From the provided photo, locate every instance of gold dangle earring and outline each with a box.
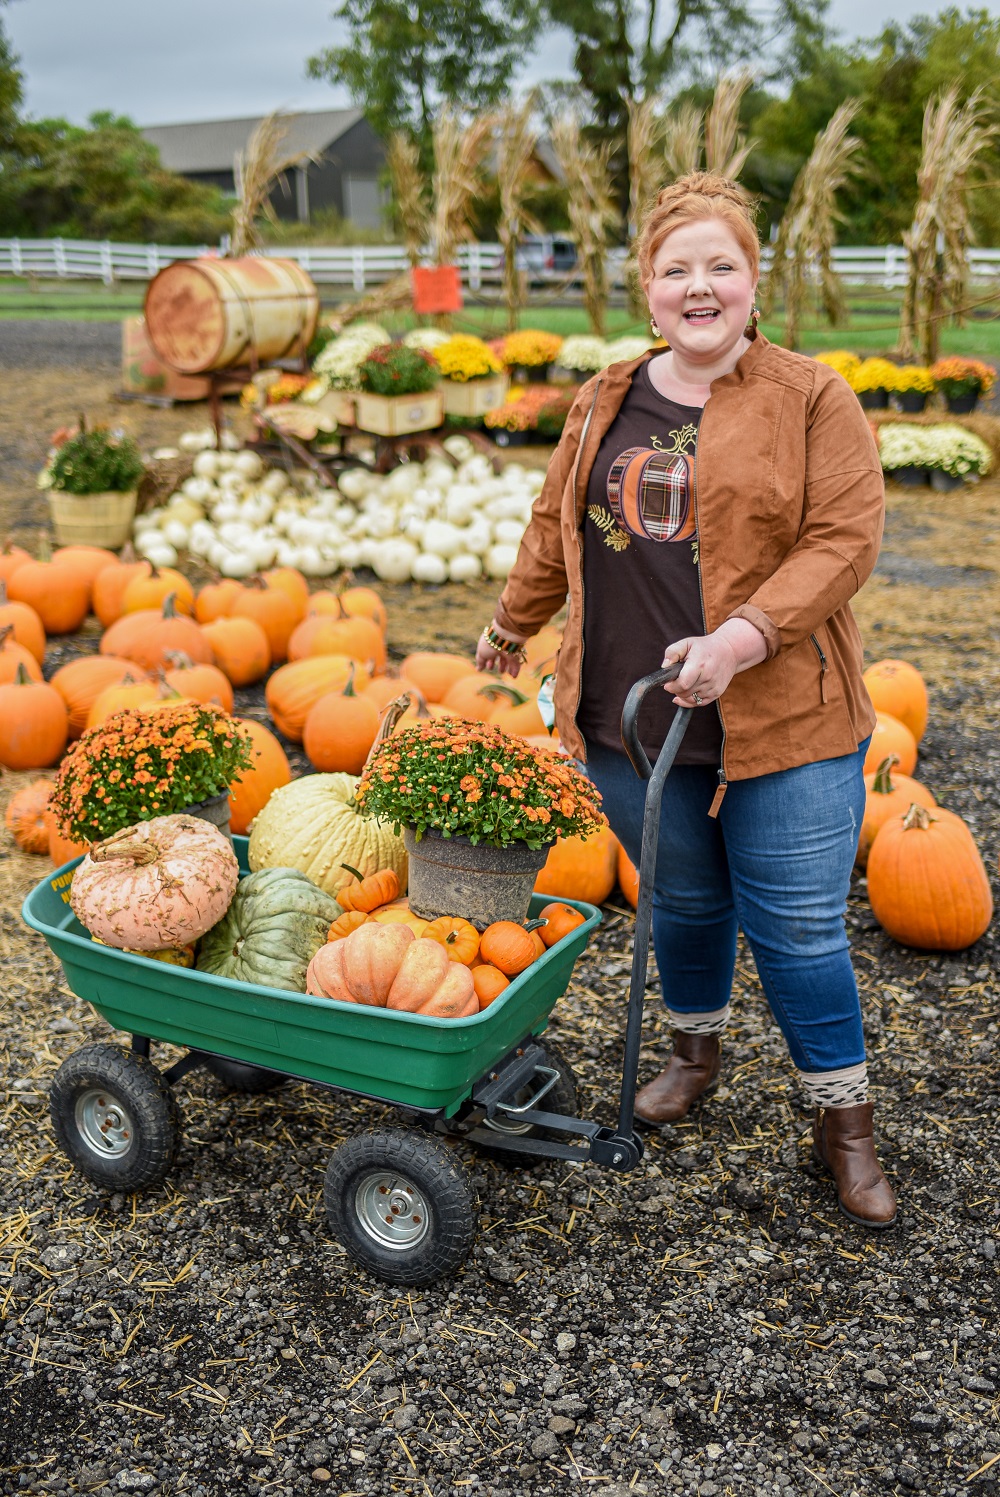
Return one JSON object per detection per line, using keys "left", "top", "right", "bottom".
{"left": 650, "top": 318, "right": 661, "bottom": 338}
{"left": 746, "top": 304, "right": 760, "bottom": 335}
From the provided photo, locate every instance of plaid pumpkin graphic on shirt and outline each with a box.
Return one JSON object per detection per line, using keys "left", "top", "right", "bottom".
{"left": 604, "top": 445, "right": 697, "bottom": 544}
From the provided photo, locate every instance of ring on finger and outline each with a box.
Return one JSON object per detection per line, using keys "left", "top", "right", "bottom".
{"left": 693, "top": 691, "right": 703, "bottom": 705}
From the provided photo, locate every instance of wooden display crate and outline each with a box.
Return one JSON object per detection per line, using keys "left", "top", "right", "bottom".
{"left": 440, "top": 375, "right": 509, "bottom": 419}
{"left": 354, "top": 390, "right": 444, "bottom": 437}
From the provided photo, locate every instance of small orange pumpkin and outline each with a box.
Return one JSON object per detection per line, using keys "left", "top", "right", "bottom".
{"left": 227, "top": 718, "right": 291, "bottom": 836}
{"left": 400, "top": 651, "right": 477, "bottom": 703}
{"left": 92, "top": 557, "right": 153, "bottom": 628}
{"left": 231, "top": 580, "right": 300, "bottom": 664}
{"left": 361, "top": 674, "right": 421, "bottom": 711}
{"left": 0, "top": 580, "right": 46, "bottom": 664}
{"left": 368, "top": 899, "right": 429, "bottom": 937}
{"left": 0, "top": 624, "right": 43, "bottom": 685}
{"left": 303, "top": 669, "right": 380, "bottom": 774}
{"left": 863, "top": 712, "right": 918, "bottom": 777}
{"left": 289, "top": 612, "right": 387, "bottom": 672}
{"left": 5, "top": 778, "right": 55, "bottom": 854}
{"left": 479, "top": 921, "right": 537, "bottom": 977}
{"left": 337, "top": 583, "right": 388, "bottom": 635}
{"left": 128, "top": 596, "right": 214, "bottom": 673}
{"left": 538, "top": 901, "right": 586, "bottom": 947}
{"left": 98, "top": 606, "right": 160, "bottom": 660}
{"left": 162, "top": 653, "right": 235, "bottom": 713}
{"left": 266, "top": 655, "right": 371, "bottom": 742}
{"left": 0, "top": 543, "right": 31, "bottom": 585}
{"left": 261, "top": 566, "right": 310, "bottom": 617}
{"left": 327, "top": 910, "right": 371, "bottom": 942}
{"left": 442, "top": 674, "right": 505, "bottom": 721}
{"left": 337, "top": 865, "right": 401, "bottom": 913}
{"left": 534, "top": 822, "right": 619, "bottom": 905}
{"left": 195, "top": 578, "right": 244, "bottom": 624}
{"left": 423, "top": 916, "right": 481, "bottom": 965}
{"left": 863, "top": 659, "right": 929, "bottom": 743}
{"left": 52, "top": 545, "right": 119, "bottom": 598}
{"left": 202, "top": 615, "right": 271, "bottom": 687}
{"left": 867, "top": 802, "right": 993, "bottom": 951}
{"left": 121, "top": 564, "right": 195, "bottom": 617}
{"left": 8, "top": 548, "right": 90, "bottom": 634}
{"left": 856, "top": 755, "right": 936, "bottom": 871}
{"left": 0, "top": 665, "right": 69, "bottom": 769}
{"left": 472, "top": 964, "right": 510, "bottom": 1009}
{"left": 44, "top": 806, "right": 89, "bottom": 865}
{"left": 50, "top": 655, "right": 141, "bottom": 739}
{"left": 85, "top": 672, "right": 158, "bottom": 728}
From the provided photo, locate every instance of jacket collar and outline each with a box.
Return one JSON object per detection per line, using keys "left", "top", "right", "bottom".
{"left": 602, "top": 329, "right": 769, "bottom": 396}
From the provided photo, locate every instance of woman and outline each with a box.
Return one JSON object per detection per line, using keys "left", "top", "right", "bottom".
{"left": 476, "top": 171, "right": 896, "bottom": 1229}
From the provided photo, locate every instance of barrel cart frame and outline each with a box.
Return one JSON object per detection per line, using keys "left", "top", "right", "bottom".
{"left": 24, "top": 671, "right": 688, "bottom": 1285}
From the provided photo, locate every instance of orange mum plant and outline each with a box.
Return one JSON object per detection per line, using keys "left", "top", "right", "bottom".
{"left": 356, "top": 718, "right": 604, "bottom": 850}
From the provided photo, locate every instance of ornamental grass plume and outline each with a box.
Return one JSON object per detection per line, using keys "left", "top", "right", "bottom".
{"left": 357, "top": 718, "right": 605, "bottom": 849}
{"left": 762, "top": 101, "right": 863, "bottom": 351}
{"left": 50, "top": 703, "right": 254, "bottom": 845}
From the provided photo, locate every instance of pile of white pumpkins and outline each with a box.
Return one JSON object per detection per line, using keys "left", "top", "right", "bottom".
{"left": 133, "top": 430, "right": 544, "bottom": 585}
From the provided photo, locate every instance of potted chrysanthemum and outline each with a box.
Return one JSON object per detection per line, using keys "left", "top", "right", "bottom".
{"left": 354, "top": 343, "right": 444, "bottom": 437}
{"left": 433, "top": 335, "right": 509, "bottom": 419}
{"left": 356, "top": 717, "right": 605, "bottom": 928}
{"left": 39, "top": 423, "right": 145, "bottom": 548}
{"left": 930, "top": 357, "right": 996, "bottom": 414}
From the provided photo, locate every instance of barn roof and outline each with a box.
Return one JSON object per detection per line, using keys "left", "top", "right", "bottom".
{"left": 141, "top": 109, "right": 365, "bottom": 174}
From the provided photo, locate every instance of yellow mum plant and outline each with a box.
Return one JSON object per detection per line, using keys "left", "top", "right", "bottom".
{"left": 433, "top": 335, "right": 504, "bottom": 382}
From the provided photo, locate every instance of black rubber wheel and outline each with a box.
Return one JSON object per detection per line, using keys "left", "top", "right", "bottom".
{"left": 324, "top": 1128, "right": 479, "bottom": 1286}
{"left": 49, "top": 1043, "right": 180, "bottom": 1192}
{"left": 198, "top": 1053, "right": 286, "bottom": 1094}
{"left": 474, "top": 1037, "right": 581, "bottom": 1164}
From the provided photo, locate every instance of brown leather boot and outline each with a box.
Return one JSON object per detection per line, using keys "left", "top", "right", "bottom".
{"left": 633, "top": 1031, "right": 722, "bottom": 1126}
{"left": 812, "top": 1102, "right": 897, "bottom": 1229}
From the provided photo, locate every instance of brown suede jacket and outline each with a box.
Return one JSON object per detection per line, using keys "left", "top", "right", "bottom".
{"left": 494, "top": 333, "right": 884, "bottom": 780}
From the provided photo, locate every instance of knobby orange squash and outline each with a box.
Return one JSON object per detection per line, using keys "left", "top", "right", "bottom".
{"left": 866, "top": 802, "right": 993, "bottom": 951}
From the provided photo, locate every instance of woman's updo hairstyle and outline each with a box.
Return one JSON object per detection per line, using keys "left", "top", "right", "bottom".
{"left": 636, "top": 171, "right": 761, "bottom": 289}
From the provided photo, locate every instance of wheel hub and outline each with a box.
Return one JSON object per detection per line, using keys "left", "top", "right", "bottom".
{"left": 75, "top": 1088, "right": 135, "bottom": 1158}
{"left": 354, "top": 1171, "right": 430, "bottom": 1251}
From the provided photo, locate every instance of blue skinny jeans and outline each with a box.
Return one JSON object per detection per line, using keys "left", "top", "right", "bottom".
{"left": 585, "top": 737, "right": 871, "bottom": 1074}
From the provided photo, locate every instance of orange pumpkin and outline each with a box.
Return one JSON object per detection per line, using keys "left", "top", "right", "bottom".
{"left": 0, "top": 581, "right": 46, "bottom": 663}
{"left": 326, "top": 910, "right": 371, "bottom": 942}
{"left": 98, "top": 606, "right": 160, "bottom": 660}
{"left": 867, "top": 802, "right": 993, "bottom": 951}
{"left": 128, "top": 596, "right": 214, "bottom": 673}
{"left": 863, "top": 659, "right": 929, "bottom": 743}
{"left": 121, "top": 565, "right": 195, "bottom": 617}
{"left": 163, "top": 653, "right": 235, "bottom": 713}
{"left": 337, "top": 583, "right": 388, "bottom": 635}
{"left": 479, "top": 921, "right": 537, "bottom": 976}
{"left": 534, "top": 822, "right": 619, "bottom": 905}
{"left": 337, "top": 866, "right": 401, "bottom": 912}
{"left": 0, "top": 624, "right": 43, "bottom": 685}
{"left": 361, "top": 674, "right": 421, "bottom": 711}
{"left": 227, "top": 717, "right": 291, "bottom": 835}
{"left": 8, "top": 552, "right": 90, "bottom": 635}
{"left": 261, "top": 567, "right": 310, "bottom": 617}
{"left": 303, "top": 672, "right": 380, "bottom": 774}
{"left": 52, "top": 545, "right": 118, "bottom": 598}
{"left": 266, "top": 655, "right": 371, "bottom": 742}
{"left": 5, "top": 778, "right": 55, "bottom": 854}
{"left": 856, "top": 754, "right": 937, "bottom": 871}
{"left": 524, "top": 625, "right": 562, "bottom": 669}
{"left": 195, "top": 578, "right": 244, "bottom": 624}
{"left": 231, "top": 582, "right": 300, "bottom": 664}
{"left": 369, "top": 899, "right": 429, "bottom": 937}
{"left": 488, "top": 688, "right": 547, "bottom": 739}
{"left": 202, "top": 615, "right": 271, "bottom": 687}
{"left": 423, "top": 916, "right": 481, "bottom": 965}
{"left": 617, "top": 844, "right": 639, "bottom": 909}
{"left": 340, "top": 922, "right": 413, "bottom": 1005}
{"left": 44, "top": 806, "right": 89, "bottom": 865}
{"left": 538, "top": 901, "right": 586, "bottom": 947}
{"left": 863, "top": 712, "right": 918, "bottom": 777}
{"left": 92, "top": 557, "right": 153, "bottom": 628}
{"left": 0, "top": 543, "right": 31, "bottom": 585}
{"left": 50, "top": 655, "right": 141, "bottom": 739}
{"left": 442, "top": 674, "right": 505, "bottom": 721}
{"left": 288, "top": 612, "right": 387, "bottom": 672}
{"left": 0, "top": 665, "right": 68, "bottom": 769}
{"left": 472, "top": 964, "right": 510, "bottom": 1009}
{"left": 401, "top": 651, "right": 477, "bottom": 703}
{"left": 390, "top": 692, "right": 455, "bottom": 733}
{"left": 385, "top": 938, "right": 478, "bottom": 1017}
{"left": 86, "top": 672, "right": 159, "bottom": 728}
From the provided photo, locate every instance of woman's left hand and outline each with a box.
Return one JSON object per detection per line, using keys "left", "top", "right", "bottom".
{"left": 663, "top": 619, "right": 768, "bottom": 706}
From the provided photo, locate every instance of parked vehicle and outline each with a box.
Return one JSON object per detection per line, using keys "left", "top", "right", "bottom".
{"left": 515, "top": 235, "right": 578, "bottom": 280}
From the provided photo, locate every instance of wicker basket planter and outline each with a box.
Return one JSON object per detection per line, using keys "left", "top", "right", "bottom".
{"left": 48, "top": 489, "right": 137, "bottom": 548}
{"left": 354, "top": 390, "right": 444, "bottom": 437}
{"left": 440, "top": 375, "right": 509, "bottom": 419}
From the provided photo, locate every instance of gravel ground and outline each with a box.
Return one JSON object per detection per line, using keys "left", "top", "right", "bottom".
{"left": 1, "top": 323, "right": 999, "bottom": 1496}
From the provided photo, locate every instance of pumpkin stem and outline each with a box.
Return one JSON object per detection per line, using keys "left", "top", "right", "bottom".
{"left": 340, "top": 863, "right": 365, "bottom": 882}
{"left": 14, "top": 661, "right": 32, "bottom": 685}
{"left": 342, "top": 661, "right": 357, "bottom": 697}
{"left": 0, "top": 624, "right": 13, "bottom": 649}
{"left": 89, "top": 833, "right": 159, "bottom": 867}
{"left": 164, "top": 651, "right": 194, "bottom": 669}
{"left": 871, "top": 754, "right": 900, "bottom": 795}
{"left": 119, "top": 540, "right": 137, "bottom": 564}
{"left": 524, "top": 918, "right": 547, "bottom": 932}
{"left": 902, "top": 802, "right": 936, "bottom": 831}
{"left": 480, "top": 683, "right": 529, "bottom": 706}
{"left": 162, "top": 592, "right": 179, "bottom": 619}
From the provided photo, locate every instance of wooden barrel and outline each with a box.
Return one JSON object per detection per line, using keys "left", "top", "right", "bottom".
{"left": 144, "top": 256, "right": 319, "bottom": 374}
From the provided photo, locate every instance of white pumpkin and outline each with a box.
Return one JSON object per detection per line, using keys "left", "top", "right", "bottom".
{"left": 412, "top": 552, "right": 449, "bottom": 584}
{"left": 248, "top": 774, "right": 407, "bottom": 897}
{"left": 371, "top": 538, "right": 418, "bottom": 582}
{"left": 485, "top": 543, "right": 518, "bottom": 579}
{"left": 448, "top": 553, "right": 483, "bottom": 583}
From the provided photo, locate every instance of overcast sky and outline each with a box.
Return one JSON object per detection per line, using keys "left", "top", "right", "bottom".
{"left": 6, "top": 0, "right": 997, "bottom": 127}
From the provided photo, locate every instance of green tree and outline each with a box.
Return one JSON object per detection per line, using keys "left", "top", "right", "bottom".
{"left": 2, "top": 113, "right": 230, "bottom": 242}
{"left": 306, "top": 0, "right": 542, "bottom": 158}
{"left": 0, "top": 1, "right": 22, "bottom": 147}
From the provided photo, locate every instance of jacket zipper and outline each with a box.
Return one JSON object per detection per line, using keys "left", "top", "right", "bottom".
{"left": 569, "top": 379, "right": 603, "bottom": 750}
{"left": 810, "top": 632, "right": 829, "bottom": 703}
{"left": 692, "top": 406, "right": 728, "bottom": 817}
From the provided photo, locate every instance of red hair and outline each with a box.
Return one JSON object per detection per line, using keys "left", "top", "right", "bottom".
{"left": 636, "top": 171, "right": 761, "bottom": 288}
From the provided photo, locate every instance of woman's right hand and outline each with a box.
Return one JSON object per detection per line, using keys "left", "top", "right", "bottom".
{"left": 475, "top": 621, "right": 527, "bottom": 677}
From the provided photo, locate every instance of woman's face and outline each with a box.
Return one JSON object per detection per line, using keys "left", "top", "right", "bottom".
{"left": 646, "top": 218, "right": 757, "bottom": 365}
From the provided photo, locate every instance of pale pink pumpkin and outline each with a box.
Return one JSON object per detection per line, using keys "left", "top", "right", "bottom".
{"left": 69, "top": 814, "right": 238, "bottom": 950}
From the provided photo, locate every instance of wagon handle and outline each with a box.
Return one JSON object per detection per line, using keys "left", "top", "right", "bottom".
{"left": 616, "top": 668, "right": 694, "bottom": 1144}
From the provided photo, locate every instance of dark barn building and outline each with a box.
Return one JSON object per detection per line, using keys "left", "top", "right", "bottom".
{"left": 141, "top": 109, "right": 388, "bottom": 230}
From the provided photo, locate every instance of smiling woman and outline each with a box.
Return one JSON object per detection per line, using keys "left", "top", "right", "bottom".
{"left": 474, "top": 170, "right": 897, "bottom": 1233}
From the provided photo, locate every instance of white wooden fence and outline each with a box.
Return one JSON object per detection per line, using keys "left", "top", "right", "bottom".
{"left": 2, "top": 236, "right": 1000, "bottom": 291}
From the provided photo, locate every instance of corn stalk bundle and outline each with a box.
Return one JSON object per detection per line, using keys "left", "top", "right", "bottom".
{"left": 387, "top": 132, "right": 431, "bottom": 269}
{"left": 551, "top": 113, "right": 620, "bottom": 336}
{"left": 231, "top": 113, "right": 319, "bottom": 258}
{"left": 496, "top": 96, "right": 543, "bottom": 331}
{"left": 625, "top": 96, "right": 664, "bottom": 316}
{"left": 703, "top": 70, "right": 755, "bottom": 179}
{"left": 899, "top": 87, "right": 997, "bottom": 362}
{"left": 431, "top": 107, "right": 493, "bottom": 268}
{"left": 762, "top": 101, "right": 863, "bottom": 351}
{"left": 661, "top": 101, "right": 703, "bottom": 182}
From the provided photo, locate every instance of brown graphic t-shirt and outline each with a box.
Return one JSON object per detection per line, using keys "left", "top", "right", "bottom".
{"left": 576, "top": 359, "right": 725, "bottom": 765}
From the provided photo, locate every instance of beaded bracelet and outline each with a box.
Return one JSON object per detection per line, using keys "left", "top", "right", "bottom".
{"left": 481, "top": 624, "right": 527, "bottom": 662}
